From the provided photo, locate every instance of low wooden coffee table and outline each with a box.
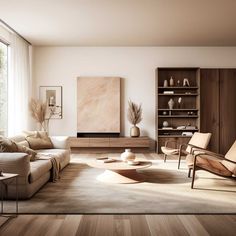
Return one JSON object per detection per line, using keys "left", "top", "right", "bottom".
{"left": 87, "top": 160, "right": 152, "bottom": 184}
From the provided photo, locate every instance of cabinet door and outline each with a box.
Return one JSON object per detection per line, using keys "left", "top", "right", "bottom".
{"left": 200, "top": 69, "right": 220, "bottom": 153}
{"left": 219, "top": 69, "right": 236, "bottom": 154}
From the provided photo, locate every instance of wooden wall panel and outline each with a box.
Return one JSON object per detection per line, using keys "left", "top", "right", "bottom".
{"left": 219, "top": 69, "right": 236, "bottom": 154}
{"left": 200, "top": 69, "right": 220, "bottom": 153}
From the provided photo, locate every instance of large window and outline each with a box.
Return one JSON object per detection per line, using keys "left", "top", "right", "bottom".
{"left": 0, "top": 41, "right": 8, "bottom": 136}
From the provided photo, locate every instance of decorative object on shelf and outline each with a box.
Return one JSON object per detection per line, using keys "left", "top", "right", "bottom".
{"left": 177, "top": 126, "right": 186, "bottom": 130}
{"left": 163, "top": 80, "right": 168, "bottom": 87}
{"left": 29, "top": 98, "right": 54, "bottom": 132}
{"left": 39, "top": 86, "right": 62, "bottom": 119}
{"left": 182, "top": 132, "right": 193, "bottom": 137}
{"left": 169, "top": 76, "right": 174, "bottom": 86}
{"left": 121, "top": 149, "right": 136, "bottom": 162}
{"left": 163, "top": 91, "right": 174, "bottom": 94}
{"left": 127, "top": 100, "right": 142, "bottom": 137}
{"left": 177, "top": 97, "right": 182, "bottom": 109}
{"left": 183, "top": 78, "right": 190, "bottom": 87}
{"left": 162, "top": 121, "right": 169, "bottom": 127}
{"left": 163, "top": 111, "right": 167, "bottom": 115}
{"left": 177, "top": 80, "right": 180, "bottom": 86}
{"left": 187, "top": 111, "right": 194, "bottom": 115}
{"left": 168, "top": 98, "right": 174, "bottom": 110}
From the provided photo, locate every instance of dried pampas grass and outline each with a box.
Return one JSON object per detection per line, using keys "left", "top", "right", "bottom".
{"left": 127, "top": 100, "right": 142, "bottom": 125}
{"left": 29, "top": 98, "right": 48, "bottom": 130}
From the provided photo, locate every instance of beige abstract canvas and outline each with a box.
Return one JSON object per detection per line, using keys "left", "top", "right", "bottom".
{"left": 77, "top": 77, "right": 120, "bottom": 133}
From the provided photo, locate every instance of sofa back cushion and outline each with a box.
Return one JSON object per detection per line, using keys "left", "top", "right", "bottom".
{"left": 9, "top": 135, "right": 27, "bottom": 143}
{"left": 24, "top": 131, "right": 53, "bottom": 150}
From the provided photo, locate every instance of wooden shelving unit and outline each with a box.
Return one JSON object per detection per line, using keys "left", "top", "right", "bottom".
{"left": 156, "top": 67, "right": 200, "bottom": 153}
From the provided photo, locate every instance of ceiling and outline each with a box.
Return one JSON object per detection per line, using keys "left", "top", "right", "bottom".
{"left": 0, "top": 0, "right": 236, "bottom": 46}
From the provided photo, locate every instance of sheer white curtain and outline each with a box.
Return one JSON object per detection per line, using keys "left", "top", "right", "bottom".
{"left": 8, "top": 34, "right": 31, "bottom": 136}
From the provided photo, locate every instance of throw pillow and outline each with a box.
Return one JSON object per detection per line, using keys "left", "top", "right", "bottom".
{"left": 24, "top": 131, "right": 53, "bottom": 150}
{"left": 0, "top": 136, "right": 18, "bottom": 152}
{"left": 0, "top": 136, "right": 37, "bottom": 161}
{"left": 16, "top": 144, "right": 38, "bottom": 161}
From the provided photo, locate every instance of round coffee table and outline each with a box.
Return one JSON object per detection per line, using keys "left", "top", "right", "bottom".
{"left": 87, "top": 160, "right": 152, "bottom": 184}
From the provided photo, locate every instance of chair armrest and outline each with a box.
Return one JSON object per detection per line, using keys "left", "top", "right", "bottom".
{"left": 189, "top": 145, "right": 224, "bottom": 158}
{"left": 0, "top": 153, "right": 31, "bottom": 183}
{"left": 50, "top": 136, "right": 70, "bottom": 149}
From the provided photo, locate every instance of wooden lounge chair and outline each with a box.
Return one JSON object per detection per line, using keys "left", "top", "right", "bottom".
{"left": 186, "top": 140, "right": 236, "bottom": 188}
{"left": 161, "top": 132, "right": 212, "bottom": 169}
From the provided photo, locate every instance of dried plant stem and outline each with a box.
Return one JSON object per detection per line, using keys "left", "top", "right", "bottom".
{"left": 127, "top": 100, "right": 142, "bottom": 126}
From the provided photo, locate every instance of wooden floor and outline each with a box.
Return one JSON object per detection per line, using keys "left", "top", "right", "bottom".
{"left": 0, "top": 215, "right": 235, "bottom": 236}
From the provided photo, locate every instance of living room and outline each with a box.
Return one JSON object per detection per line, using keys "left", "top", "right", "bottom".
{"left": 0, "top": 1, "right": 236, "bottom": 235}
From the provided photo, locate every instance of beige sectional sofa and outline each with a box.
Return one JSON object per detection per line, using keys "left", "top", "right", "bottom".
{"left": 0, "top": 135, "right": 70, "bottom": 199}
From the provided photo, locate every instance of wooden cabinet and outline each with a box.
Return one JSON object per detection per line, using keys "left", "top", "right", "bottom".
{"left": 70, "top": 137, "right": 90, "bottom": 147}
{"left": 156, "top": 67, "right": 200, "bottom": 153}
{"left": 219, "top": 69, "right": 236, "bottom": 154}
{"left": 200, "top": 69, "right": 236, "bottom": 154}
{"left": 200, "top": 69, "right": 220, "bottom": 153}
{"left": 69, "top": 137, "right": 150, "bottom": 149}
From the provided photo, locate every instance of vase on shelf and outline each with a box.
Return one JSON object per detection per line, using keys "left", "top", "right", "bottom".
{"left": 130, "top": 125, "right": 140, "bottom": 137}
{"left": 168, "top": 98, "right": 174, "bottom": 110}
{"left": 121, "top": 149, "right": 136, "bottom": 162}
{"left": 170, "top": 76, "right": 174, "bottom": 86}
{"left": 163, "top": 80, "right": 168, "bottom": 87}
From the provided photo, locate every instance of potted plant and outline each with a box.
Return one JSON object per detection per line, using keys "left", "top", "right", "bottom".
{"left": 127, "top": 100, "right": 142, "bottom": 137}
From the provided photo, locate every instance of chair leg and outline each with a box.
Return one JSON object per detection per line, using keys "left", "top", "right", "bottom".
{"left": 164, "top": 154, "right": 167, "bottom": 162}
{"left": 188, "top": 168, "right": 192, "bottom": 178}
{"left": 178, "top": 153, "right": 181, "bottom": 169}
{"left": 191, "top": 168, "right": 196, "bottom": 189}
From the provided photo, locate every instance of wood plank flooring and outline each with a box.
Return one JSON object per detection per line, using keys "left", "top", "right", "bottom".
{"left": 0, "top": 215, "right": 235, "bottom": 236}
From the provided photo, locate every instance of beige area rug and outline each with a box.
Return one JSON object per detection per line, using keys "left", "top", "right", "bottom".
{"left": 4, "top": 153, "right": 236, "bottom": 214}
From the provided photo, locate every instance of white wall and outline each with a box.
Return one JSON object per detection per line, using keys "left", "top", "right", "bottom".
{"left": 33, "top": 47, "right": 236, "bottom": 139}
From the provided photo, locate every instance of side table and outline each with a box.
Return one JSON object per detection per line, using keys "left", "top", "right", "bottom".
{"left": 0, "top": 173, "right": 19, "bottom": 216}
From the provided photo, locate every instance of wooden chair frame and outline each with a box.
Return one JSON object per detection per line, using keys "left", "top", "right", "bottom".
{"left": 164, "top": 141, "right": 199, "bottom": 169}
{"left": 189, "top": 146, "right": 236, "bottom": 188}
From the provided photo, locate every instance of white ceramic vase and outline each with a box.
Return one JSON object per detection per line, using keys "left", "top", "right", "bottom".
{"left": 168, "top": 98, "right": 175, "bottom": 110}
{"left": 121, "top": 149, "right": 136, "bottom": 162}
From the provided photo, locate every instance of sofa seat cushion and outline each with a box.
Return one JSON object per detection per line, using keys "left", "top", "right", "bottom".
{"left": 36, "top": 149, "right": 70, "bottom": 170}
{"left": 29, "top": 159, "right": 52, "bottom": 183}
{"left": 161, "top": 146, "right": 179, "bottom": 155}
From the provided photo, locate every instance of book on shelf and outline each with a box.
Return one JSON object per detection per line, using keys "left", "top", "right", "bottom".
{"left": 161, "top": 127, "right": 173, "bottom": 130}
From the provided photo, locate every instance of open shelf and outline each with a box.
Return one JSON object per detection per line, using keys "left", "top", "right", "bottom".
{"left": 158, "top": 129, "right": 198, "bottom": 131}
{"left": 158, "top": 109, "right": 198, "bottom": 111}
{"left": 158, "top": 93, "right": 199, "bottom": 96}
{"left": 158, "top": 86, "right": 198, "bottom": 89}
{"left": 158, "top": 115, "right": 198, "bottom": 118}
{"left": 156, "top": 67, "right": 200, "bottom": 153}
{"left": 158, "top": 135, "right": 193, "bottom": 138}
